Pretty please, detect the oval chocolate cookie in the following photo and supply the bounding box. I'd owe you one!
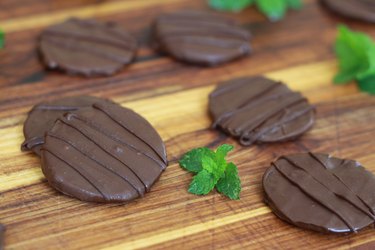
[41,101,167,202]
[321,0,375,23]
[263,153,375,234]
[152,11,251,66]
[209,76,315,146]
[39,18,137,76]
[22,96,110,156]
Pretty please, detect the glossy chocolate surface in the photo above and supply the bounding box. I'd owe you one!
[263,153,375,234]
[153,11,251,66]
[41,101,167,202]
[22,96,110,156]
[39,18,137,76]
[209,76,315,146]
[321,0,375,23]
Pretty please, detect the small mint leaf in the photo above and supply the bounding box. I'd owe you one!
[0,29,4,49]
[188,169,216,195]
[285,0,302,9]
[202,155,220,178]
[209,0,254,12]
[357,75,375,95]
[255,0,287,21]
[215,144,234,178]
[216,163,241,200]
[179,147,214,173]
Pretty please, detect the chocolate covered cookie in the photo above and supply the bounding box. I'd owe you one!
[153,11,251,66]
[263,153,375,234]
[39,18,137,76]
[209,76,315,146]
[321,0,375,23]
[22,96,111,156]
[41,101,167,202]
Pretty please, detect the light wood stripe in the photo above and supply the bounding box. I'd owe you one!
[1,0,184,33]
[103,207,270,250]
[0,167,42,192]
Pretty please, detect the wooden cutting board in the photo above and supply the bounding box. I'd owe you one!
[0,0,374,249]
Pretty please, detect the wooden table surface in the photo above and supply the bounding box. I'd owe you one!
[0,0,374,249]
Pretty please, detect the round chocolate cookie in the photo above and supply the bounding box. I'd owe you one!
[263,153,375,234]
[22,96,110,156]
[209,76,315,146]
[152,11,251,66]
[39,18,137,76]
[321,0,375,23]
[41,101,167,202]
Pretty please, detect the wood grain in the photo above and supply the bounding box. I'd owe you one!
[0,0,374,249]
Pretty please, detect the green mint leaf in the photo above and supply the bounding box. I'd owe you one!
[0,29,4,49]
[209,0,254,11]
[188,169,216,195]
[255,0,287,21]
[179,147,215,173]
[333,25,375,94]
[202,154,220,179]
[285,0,302,9]
[357,75,375,94]
[208,0,302,21]
[357,44,375,79]
[215,144,234,158]
[334,25,373,84]
[214,144,234,178]
[216,163,241,200]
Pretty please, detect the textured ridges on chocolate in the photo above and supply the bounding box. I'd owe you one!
[153,11,251,66]
[263,153,375,233]
[22,96,109,155]
[320,0,375,23]
[93,102,167,165]
[209,76,315,146]
[41,101,167,202]
[39,18,137,76]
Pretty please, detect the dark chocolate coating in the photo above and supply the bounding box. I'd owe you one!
[321,0,375,23]
[263,153,375,234]
[209,76,315,146]
[152,11,251,66]
[41,101,167,202]
[22,96,110,156]
[0,224,4,250]
[39,18,137,76]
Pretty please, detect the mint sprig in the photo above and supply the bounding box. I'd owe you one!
[208,0,302,21]
[179,144,241,200]
[0,29,4,49]
[334,25,375,94]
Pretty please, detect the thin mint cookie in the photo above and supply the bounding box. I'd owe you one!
[41,101,167,202]
[263,153,375,234]
[39,18,137,76]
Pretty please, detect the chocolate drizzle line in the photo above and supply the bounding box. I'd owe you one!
[40,18,137,76]
[92,103,167,165]
[153,11,251,66]
[21,96,111,155]
[44,147,111,200]
[70,113,165,168]
[321,0,375,24]
[209,76,315,146]
[56,117,152,190]
[269,153,375,233]
[47,131,144,195]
